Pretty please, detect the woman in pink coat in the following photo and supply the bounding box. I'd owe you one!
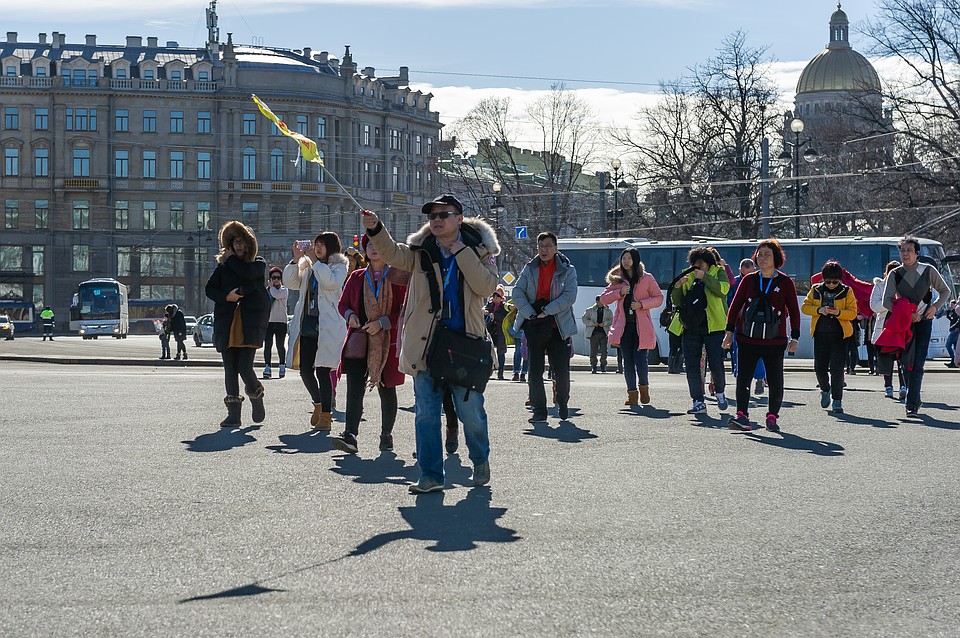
[600,248,663,405]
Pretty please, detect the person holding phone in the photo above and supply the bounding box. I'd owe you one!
[802,260,858,413]
[284,232,348,430]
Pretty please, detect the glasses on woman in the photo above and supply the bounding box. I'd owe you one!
[270,276,282,281]
[823,279,841,285]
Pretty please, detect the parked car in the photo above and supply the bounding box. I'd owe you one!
[183,315,198,335]
[194,313,214,347]
[0,315,14,340]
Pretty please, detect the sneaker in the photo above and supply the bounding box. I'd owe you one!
[409,477,444,494]
[832,400,843,414]
[687,400,706,414]
[528,413,548,423]
[820,390,831,409]
[512,373,520,381]
[278,364,286,379]
[591,366,597,374]
[332,432,358,454]
[716,392,728,411]
[472,462,490,487]
[728,411,752,431]
[899,386,907,402]
[263,365,271,379]
[379,433,394,452]
[885,386,894,399]
[755,379,765,394]
[905,407,919,418]
[765,414,780,433]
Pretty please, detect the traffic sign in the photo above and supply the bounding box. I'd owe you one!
[502,271,516,285]
[516,226,527,239]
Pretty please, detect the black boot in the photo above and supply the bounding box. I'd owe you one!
[445,422,459,455]
[247,383,265,424]
[220,395,243,428]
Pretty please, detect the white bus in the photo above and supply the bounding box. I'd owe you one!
[558,236,957,361]
[69,278,129,339]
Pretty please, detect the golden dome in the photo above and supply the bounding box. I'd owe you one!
[796,3,881,94]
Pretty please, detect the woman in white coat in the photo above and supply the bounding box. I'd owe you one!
[284,232,348,430]
[870,259,904,400]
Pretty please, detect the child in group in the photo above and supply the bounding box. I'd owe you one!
[802,260,859,413]
[158,312,172,360]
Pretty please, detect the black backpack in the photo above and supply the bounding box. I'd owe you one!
[678,279,709,334]
[741,275,781,339]
[660,267,695,328]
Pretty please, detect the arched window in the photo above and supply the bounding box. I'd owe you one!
[242,147,256,180]
[270,148,284,181]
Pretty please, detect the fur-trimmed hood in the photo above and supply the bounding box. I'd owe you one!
[217,220,258,264]
[406,217,501,257]
[605,265,645,285]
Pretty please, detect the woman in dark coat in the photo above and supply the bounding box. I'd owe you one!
[205,220,270,427]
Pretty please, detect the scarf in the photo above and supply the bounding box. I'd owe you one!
[363,266,394,388]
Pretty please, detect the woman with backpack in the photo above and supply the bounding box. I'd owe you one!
[600,248,663,405]
[722,238,801,432]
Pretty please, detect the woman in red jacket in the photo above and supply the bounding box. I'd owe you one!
[722,238,801,432]
[332,234,409,454]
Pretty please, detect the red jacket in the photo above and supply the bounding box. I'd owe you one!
[874,297,916,353]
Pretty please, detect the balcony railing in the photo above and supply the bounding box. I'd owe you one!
[64,178,101,189]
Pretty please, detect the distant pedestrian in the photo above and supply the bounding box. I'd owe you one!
[205,221,270,428]
[723,238,801,433]
[943,300,959,368]
[284,232,349,430]
[263,266,289,379]
[485,286,510,380]
[504,300,527,382]
[166,303,188,360]
[513,231,579,422]
[600,248,663,405]
[581,296,613,374]
[158,312,172,360]
[802,260,858,414]
[40,306,55,341]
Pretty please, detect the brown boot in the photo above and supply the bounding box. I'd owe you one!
[639,385,651,405]
[220,395,244,428]
[310,403,323,428]
[316,411,333,431]
[625,390,639,406]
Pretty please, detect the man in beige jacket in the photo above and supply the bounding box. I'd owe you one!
[362,194,501,493]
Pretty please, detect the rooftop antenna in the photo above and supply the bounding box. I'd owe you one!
[206,0,220,46]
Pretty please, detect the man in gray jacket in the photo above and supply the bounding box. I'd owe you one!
[513,232,578,422]
[582,296,612,373]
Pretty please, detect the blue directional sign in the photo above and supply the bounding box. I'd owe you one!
[516,226,527,240]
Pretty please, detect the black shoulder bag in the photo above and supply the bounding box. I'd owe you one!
[421,250,493,398]
[660,267,696,328]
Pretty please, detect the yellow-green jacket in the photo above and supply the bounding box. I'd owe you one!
[668,264,730,335]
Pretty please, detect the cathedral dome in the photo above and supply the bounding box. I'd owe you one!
[796,4,881,95]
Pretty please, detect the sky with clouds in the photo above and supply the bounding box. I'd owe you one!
[5,0,890,157]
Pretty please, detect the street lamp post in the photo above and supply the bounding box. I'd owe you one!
[489,181,506,267]
[778,117,818,238]
[604,159,629,233]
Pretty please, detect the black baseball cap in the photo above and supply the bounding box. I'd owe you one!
[420,194,464,215]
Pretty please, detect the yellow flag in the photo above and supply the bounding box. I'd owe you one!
[251,94,324,166]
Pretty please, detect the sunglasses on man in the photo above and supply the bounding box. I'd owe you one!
[427,211,456,220]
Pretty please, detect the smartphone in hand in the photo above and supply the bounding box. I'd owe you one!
[296,240,311,250]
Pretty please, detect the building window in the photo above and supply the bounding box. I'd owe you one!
[169,151,184,179]
[143,202,157,230]
[391,166,399,190]
[115,200,129,230]
[242,113,256,135]
[117,247,131,276]
[73,245,90,272]
[317,151,325,183]
[143,69,155,81]
[35,66,47,78]
[34,108,49,130]
[115,68,127,79]
[87,70,97,85]
[318,117,326,139]
[375,127,382,149]
[4,107,18,129]
[3,148,18,176]
[197,152,211,179]
[363,124,371,146]
[416,135,422,155]
[72,200,90,229]
[269,113,282,135]
[4,199,18,229]
[270,148,283,181]
[66,108,96,131]
[170,202,184,230]
[0,246,22,270]
[34,148,48,177]
[72,149,90,177]
[198,70,209,81]
[71,69,87,86]
[426,137,433,156]
[169,111,184,133]
[143,110,156,133]
[416,169,422,193]
[242,147,256,180]
[32,246,44,275]
[115,109,129,132]
[143,151,157,178]
[5,66,17,77]
[241,202,258,226]
[197,111,211,134]
[170,70,182,81]
[35,200,48,229]
[197,202,211,230]
[295,155,307,181]
[114,150,129,178]
[296,115,308,135]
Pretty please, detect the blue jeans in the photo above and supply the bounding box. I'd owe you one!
[682,331,726,402]
[905,318,932,411]
[413,369,490,483]
[946,330,958,361]
[620,324,649,390]
[512,345,528,374]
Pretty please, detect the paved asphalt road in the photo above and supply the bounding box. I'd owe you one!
[1,337,959,636]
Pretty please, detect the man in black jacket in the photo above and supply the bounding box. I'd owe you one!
[166,303,188,360]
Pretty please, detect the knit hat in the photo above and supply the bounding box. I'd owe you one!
[268,266,282,278]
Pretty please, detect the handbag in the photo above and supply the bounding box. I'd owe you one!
[343,330,368,359]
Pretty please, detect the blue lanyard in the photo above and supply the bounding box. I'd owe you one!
[759,274,774,295]
[365,266,391,299]
[441,257,457,290]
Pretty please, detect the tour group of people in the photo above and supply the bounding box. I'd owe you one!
[202,193,955,493]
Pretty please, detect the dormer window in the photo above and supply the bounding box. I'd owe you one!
[115,68,126,79]
[5,66,16,77]
[198,70,208,81]
[143,69,155,80]
[35,66,47,77]
[170,70,182,81]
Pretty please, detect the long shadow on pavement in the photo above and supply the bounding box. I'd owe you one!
[523,419,598,443]
[330,451,418,486]
[833,413,898,429]
[903,414,960,431]
[688,413,727,429]
[179,486,519,603]
[265,430,333,454]
[182,426,259,453]
[623,405,675,419]
[741,430,845,456]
